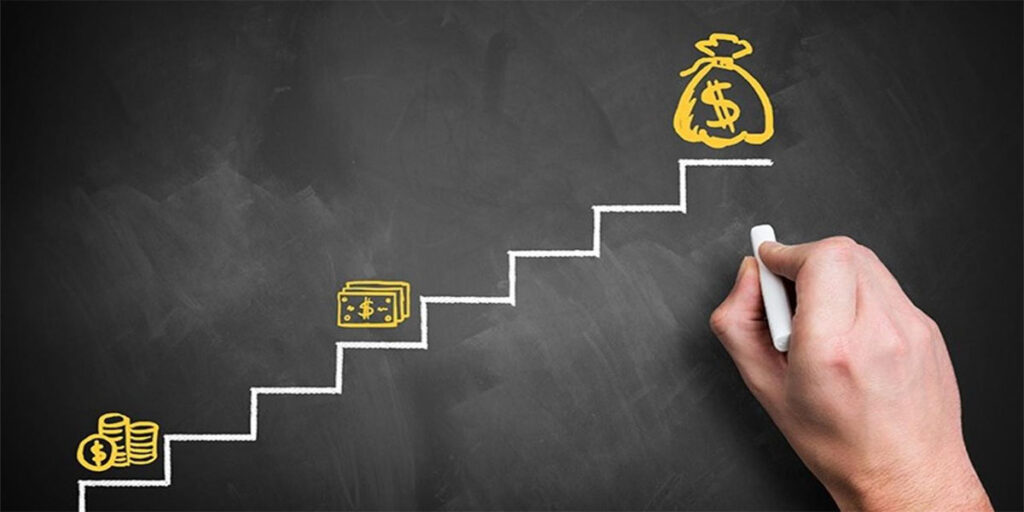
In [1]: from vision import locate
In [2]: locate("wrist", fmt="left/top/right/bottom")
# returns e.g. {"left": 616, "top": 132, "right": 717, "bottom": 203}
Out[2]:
{"left": 831, "top": 454, "right": 991, "bottom": 511}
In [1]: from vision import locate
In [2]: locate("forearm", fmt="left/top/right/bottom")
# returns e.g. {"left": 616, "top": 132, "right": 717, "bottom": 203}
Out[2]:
{"left": 834, "top": 454, "right": 991, "bottom": 512}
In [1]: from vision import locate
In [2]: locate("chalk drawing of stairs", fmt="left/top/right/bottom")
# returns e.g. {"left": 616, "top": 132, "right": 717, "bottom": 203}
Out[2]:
{"left": 77, "top": 158, "right": 772, "bottom": 511}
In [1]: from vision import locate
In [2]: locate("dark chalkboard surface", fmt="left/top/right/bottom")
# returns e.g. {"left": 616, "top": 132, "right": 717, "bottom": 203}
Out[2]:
{"left": 2, "top": 2, "right": 1021, "bottom": 510}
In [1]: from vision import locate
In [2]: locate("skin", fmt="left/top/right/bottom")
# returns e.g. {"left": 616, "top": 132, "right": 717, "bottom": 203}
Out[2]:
{"left": 709, "top": 236, "right": 991, "bottom": 511}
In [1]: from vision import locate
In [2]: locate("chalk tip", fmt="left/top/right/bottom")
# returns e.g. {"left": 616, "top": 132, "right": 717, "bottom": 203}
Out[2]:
{"left": 751, "top": 223, "right": 776, "bottom": 237}
{"left": 773, "top": 334, "right": 790, "bottom": 352}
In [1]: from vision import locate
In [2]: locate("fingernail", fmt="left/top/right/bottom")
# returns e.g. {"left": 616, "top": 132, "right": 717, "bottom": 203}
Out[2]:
{"left": 736, "top": 256, "right": 754, "bottom": 283}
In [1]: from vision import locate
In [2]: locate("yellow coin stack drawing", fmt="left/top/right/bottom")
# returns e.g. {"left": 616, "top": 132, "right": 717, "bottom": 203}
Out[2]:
{"left": 127, "top": 420, "right": 159, "bottom": 465}
{"left": 98, "top": 412, "right": 131, "bottom": 467}
{"left": 673, "top": 33, "right": 774, "bottom": 149}
{"left": 337, "top": 280, "right": 410, "bottom": 328}
{"left": 77, "top": 412, "right": 160, "bottom": 472}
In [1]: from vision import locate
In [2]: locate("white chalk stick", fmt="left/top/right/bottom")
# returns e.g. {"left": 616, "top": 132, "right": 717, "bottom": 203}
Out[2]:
{"left": 750, "top": 224, "right": 793, "bottom": 352}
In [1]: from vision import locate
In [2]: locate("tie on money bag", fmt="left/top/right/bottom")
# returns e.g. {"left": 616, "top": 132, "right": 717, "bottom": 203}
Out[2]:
{"left": 673, "top": 33, "right": 774, "bottom": 149}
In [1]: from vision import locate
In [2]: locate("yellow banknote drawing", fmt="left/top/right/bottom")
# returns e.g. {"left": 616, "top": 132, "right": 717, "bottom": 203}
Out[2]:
{"left": 337, "top": 280, "right": 411, "bottom": 328}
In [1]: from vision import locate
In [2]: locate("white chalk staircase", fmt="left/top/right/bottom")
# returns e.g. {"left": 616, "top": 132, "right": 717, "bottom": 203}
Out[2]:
{"left": 77, "top": 158, "right": 772, "bottom": 511}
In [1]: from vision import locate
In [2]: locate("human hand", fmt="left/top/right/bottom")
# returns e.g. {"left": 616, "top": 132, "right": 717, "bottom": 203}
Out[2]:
{"left": 709, "top": 236, "right": 991, "bottom": 510}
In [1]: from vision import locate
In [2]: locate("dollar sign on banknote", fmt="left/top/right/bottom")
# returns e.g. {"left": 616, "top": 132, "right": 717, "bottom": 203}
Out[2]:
{"left": 700, "top": 79, "right": 739, "bottom": 133}
{"left": 358, "top": 297, "right": 375, "bottom": 320}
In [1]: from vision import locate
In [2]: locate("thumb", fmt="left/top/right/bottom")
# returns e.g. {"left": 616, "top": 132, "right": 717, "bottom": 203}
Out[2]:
{"left": 757, "top": 241, "right": 810, "bottom": 281}
{"left": 709, "top": 257, "right": 786, "bottom": 401}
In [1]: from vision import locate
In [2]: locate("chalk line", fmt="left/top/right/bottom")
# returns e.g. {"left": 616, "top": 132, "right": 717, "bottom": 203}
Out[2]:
{"left": 77, "top": 158, "right": 771, "bottom": 511}
{"left": 77, "top": 345, "right": 345, "bottom": 511}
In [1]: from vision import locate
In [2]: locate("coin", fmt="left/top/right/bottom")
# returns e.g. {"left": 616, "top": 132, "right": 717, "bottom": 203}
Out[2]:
{"left": 76, "top": 433, "right": 118, "bottom": 472}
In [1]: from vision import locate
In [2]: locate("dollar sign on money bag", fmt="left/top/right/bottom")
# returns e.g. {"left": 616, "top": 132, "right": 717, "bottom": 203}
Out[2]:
{"left": 358, "top": 297, "right": 375, "bottom": 320}
{"left": 673, "top": 33, "right": 774, "bottom": 149}
{"left": 700, "top": 79, "right": 740, "bottom": 133}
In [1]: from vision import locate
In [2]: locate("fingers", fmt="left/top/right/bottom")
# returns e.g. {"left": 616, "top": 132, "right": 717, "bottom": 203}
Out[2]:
{"left": 709, "top": 258, "right": 763, "bottom": 343}
{"left": 710, "top": 257, "right": 786, "bottom": 402}
{"left": 758, "top": 240, "right": 814, "bottom": 281}
{"left": 759, "top": 237, "right": 859, "bottom": 339}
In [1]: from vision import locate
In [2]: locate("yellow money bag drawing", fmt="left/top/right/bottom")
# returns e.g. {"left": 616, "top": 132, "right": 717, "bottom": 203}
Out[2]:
{"left": 673, "top": 33, "right": 774, "bottom": 149}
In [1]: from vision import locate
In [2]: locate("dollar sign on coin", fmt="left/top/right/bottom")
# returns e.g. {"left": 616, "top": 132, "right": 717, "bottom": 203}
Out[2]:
{"left": 700, "top": 79, "right": 739, "bottom": 133}
{"left": 76, "top": 433, "right": 117, "bottom": 472}
{"left": 90, "top": 440, "right": 107, "bottom": 466}
{"left": 358, "top": 297, "right": 375, "bottom": 320}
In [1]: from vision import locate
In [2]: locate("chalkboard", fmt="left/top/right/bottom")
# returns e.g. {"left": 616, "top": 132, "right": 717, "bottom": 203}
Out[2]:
{"left": 2, "top": 2, "right": 1021, "bottom": 510}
